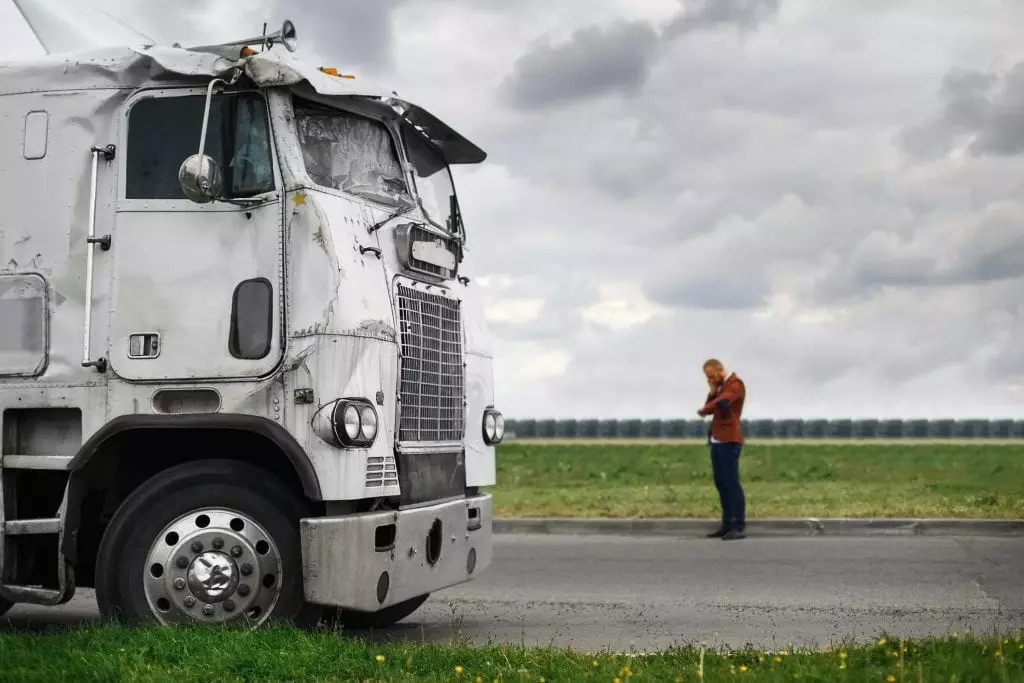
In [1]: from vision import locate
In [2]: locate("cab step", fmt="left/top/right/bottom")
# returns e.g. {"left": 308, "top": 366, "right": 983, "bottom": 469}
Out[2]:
{"left": 0, "top": 584, "right": 64, "bottom": 604}
{"left": 4, "top": 518, "right": 60, "bottom": 535}
{"left": 1, "top": 455, "right": 73, "bottom": 470}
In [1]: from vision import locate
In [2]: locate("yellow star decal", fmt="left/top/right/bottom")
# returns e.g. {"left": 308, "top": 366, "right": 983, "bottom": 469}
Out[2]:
{"left": 292, "top": 191, "right": 307, "bottom": 206}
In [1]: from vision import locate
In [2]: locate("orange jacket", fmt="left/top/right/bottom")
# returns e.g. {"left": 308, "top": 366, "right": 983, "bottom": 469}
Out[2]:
{"left": 699, "top": 373, "right": 746, "bottom": 444}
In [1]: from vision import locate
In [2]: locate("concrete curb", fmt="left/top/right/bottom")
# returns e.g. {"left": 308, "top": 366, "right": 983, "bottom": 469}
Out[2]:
{"left": 494, "top": 517, "right": 1024, "bottom": 538}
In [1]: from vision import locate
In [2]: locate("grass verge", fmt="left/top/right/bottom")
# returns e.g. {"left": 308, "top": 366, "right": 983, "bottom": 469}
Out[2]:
{"left": 491, "top": 442, "right": 1024, "bottom": 519}
{"left": 0, "top": 626, "right": 1020, "bottom": 682}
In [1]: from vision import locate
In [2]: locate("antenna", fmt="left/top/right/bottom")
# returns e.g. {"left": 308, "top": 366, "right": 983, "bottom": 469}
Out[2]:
{"left": 189, "top": 18, "right": 297, "bottom": 56}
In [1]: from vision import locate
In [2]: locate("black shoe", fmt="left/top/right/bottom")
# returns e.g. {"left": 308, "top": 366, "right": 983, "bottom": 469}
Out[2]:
{"left": 722, "top": 528, "right": 746, "bottom": 541}
{"left": 706, "top": 526, "right": 728, "bottom": 538}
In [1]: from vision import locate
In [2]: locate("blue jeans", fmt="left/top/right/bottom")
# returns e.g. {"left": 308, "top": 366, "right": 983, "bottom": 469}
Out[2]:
{"left": 710, "top": 442, "right": 745, "bottom": 530}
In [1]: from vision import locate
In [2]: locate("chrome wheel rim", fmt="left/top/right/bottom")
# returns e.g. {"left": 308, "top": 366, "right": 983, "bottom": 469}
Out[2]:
{"left": 143, "top": 507, "right": 283, "bottom": 627}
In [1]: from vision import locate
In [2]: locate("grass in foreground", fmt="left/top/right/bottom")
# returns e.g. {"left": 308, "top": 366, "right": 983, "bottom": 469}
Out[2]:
{"left": 490, "top": 442, "right": 1024, "bottom": 519}
{"left": 0, "top": 626, "right": 1021, "bottom": 682}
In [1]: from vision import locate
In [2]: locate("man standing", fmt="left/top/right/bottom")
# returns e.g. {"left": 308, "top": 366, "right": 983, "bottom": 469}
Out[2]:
{"left": 698, "top": 359, "right": 747, "bottom": 540}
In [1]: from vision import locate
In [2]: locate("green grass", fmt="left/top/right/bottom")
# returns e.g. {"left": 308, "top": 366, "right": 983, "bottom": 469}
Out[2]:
{"left": 0, "top": 626, "right": 1021, "bottom": 682}
{"left": 490, "top": 442, "right": 1024, "bottom": 519}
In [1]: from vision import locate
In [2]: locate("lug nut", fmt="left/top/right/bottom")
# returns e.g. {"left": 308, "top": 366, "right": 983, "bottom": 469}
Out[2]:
{"left": 240, "top": 564, "right": 253, "bottom": 576}
{"left": 223, "top": 599, "right": 235, "bottom": 612}
{"left": 237, "top": 585, "right": 251, "bottom": 597}
{"left": 231, "top": 546, "right": 243, "bottom": 558}
{"left": 173, "top": 578, "right": 186, "bottom": 590}
{"left": 176, "top": 556, "right": 189, "bottom": 569}
{"left": 213, "top": 538, "right": 224, "bottom": 550}
{"left": 183, "top": 596, "right": 196, "bottom": 608}
{"left": 202, "top": 604, "right": 215, "bottom": 617}
{"left": 191, "top": 541, "right": 203, "bottom": 553}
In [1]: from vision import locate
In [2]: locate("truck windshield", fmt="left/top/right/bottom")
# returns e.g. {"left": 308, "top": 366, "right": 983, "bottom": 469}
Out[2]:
{"left": 293, "top": 99, "right": 415, "bottom": 210}
{"left": 403, "top": 128, "right": 460, "bottom": 237}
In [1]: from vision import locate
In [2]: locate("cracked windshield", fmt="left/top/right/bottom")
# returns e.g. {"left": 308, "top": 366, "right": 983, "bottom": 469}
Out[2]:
{"left": 293, "top": 99, "right": 415, "bottom": 210}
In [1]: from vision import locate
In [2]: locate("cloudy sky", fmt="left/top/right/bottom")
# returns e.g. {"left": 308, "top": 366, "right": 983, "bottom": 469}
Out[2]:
{"left": 3, "top": 0, "right": 1023, "bottom": 421}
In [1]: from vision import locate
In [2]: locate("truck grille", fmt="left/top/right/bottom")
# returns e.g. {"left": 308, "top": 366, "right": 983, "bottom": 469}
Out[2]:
{"left": 396, "top": 284, "right": 464, "bottom": 442}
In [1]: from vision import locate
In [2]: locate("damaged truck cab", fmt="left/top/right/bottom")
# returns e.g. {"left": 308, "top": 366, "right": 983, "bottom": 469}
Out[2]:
{"left": 0, "top": 19, "right": 501, "bottom": 627}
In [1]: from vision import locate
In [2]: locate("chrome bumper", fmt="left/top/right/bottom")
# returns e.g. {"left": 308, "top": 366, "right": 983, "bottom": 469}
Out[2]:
{"left": 299, "top": 493, "right": 493, "bottom": 612}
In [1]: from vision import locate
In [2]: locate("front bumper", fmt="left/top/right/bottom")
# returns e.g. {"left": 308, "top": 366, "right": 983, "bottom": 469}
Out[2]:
{"left": 299, "top": 493, "right": 493, "bottom": 612}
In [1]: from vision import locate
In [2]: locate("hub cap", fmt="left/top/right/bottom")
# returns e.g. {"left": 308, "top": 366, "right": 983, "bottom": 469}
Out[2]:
{"left": 144, "top": 508, "right": 282, "bottom": 626}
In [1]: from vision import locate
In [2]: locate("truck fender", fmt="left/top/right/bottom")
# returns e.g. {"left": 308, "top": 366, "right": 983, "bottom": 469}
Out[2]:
{"left": 61, "top": 413, "right": 322, "bottom": 563}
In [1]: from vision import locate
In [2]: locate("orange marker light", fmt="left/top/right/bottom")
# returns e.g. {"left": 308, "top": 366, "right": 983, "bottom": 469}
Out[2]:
{"left": 240, "top": 46, "right": 257, "bottom": 57}
{"left": 318, "top": 66, "right": 356, "bottom": 79}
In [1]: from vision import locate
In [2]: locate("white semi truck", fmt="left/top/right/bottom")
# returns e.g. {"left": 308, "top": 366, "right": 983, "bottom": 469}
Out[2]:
{"left": 0, "top": 4, "right": 502, "bottom": 628}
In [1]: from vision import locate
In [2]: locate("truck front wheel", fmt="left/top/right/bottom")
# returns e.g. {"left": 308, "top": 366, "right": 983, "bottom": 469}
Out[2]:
{"left": 94, "top": 459, "right": 321, "bottom": 628}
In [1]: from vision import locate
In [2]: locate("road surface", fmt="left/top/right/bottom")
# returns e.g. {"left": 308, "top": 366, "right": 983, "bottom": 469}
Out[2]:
{"left": 4, "top": 534, "right": 1022, "bottom": 652}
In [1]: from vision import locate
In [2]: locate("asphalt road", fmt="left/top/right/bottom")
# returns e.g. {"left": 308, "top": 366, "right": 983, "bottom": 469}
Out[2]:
{"left": 4, "top": 534, "right": 1022, "bottom": 652}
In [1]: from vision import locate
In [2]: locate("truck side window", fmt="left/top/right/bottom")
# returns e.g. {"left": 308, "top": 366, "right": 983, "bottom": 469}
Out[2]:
{"left": 126, "top": 92, "right": 275, "bottom": 200}
{"left": 228, "top": 278, "right": 273, "bottom": 360}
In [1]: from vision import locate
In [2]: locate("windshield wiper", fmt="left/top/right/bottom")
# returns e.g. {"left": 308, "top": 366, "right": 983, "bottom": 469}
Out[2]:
{"left": 367, "top": 204, "right": 416, "bottom": 234}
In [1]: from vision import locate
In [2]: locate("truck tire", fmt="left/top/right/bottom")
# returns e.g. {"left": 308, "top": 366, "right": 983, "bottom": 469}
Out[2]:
{"left": 0, "top": 598, "right": 13, "bottom": 618}
{"left": 322, "top": 593, "right": 430, "bottom": 630}
{"left": 94, "top": 459, "right": 321, "bottom": 628}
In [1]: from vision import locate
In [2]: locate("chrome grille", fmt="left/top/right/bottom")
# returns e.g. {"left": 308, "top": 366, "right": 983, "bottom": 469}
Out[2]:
{"left": 397, "top": 284, "right": 464, "bottom": 442}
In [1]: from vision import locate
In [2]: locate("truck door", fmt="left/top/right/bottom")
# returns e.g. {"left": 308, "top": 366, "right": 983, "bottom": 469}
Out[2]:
{"left": 108, "top": 88, "right": 284, "bottom": 382}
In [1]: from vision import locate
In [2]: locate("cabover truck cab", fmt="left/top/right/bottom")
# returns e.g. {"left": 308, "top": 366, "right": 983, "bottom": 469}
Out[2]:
{"left": 0, "top": 19, "right": 503, "bottom": 627}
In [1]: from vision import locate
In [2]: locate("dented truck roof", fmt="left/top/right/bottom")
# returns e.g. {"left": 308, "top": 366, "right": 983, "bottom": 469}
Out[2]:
{"left": 0, "top": 44, "right": 486, "bottom": 164}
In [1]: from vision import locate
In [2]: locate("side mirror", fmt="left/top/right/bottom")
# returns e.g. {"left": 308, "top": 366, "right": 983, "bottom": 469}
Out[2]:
{"left": 178, "top": 74, "right": 235, "bottom": 204}
{"left": 178, "top": 153, "right": 223, "bottom": 204}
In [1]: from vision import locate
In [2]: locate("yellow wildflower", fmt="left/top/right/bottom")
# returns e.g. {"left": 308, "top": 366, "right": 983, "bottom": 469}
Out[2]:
{"left": 375, "top": 654, "right": 385, "bottom": 664}
{"left": 839, "top": 663, "right": 846, "bottom": 670}
{"left": 887, "top": 676, "right": 896, "bottom": 682}
{"left": 773, "top": 656, "right": 783, "bottom": 664}
{"left": 839, "top": 652, "right": 848, "bottom": 660}
{"left": 740, "top": 665, "right": 749, "bottom": 672}
{"left": 455, "top": 665, "right": 464, "bottom": 675}
{"left": 878, "top": 638, "right": 887, "bottom": 647}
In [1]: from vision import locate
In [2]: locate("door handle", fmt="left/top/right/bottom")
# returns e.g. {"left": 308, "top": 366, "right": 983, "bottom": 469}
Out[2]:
{"left": 359, "top": 245, "right": 382, "bottom": 259}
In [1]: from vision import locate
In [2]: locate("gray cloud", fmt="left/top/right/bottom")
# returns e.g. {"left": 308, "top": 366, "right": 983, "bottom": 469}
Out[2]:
{"left": 663, "top": 0, "right": 781, "bottom": 39}
{"left": 498, "top": 0, "right": 781, "bottom": 111}
{"left": 973, "top": 62, "right": 1024, "bottom": 156}
{"left": 901, "top": 61, "right": 1024, "bottom": 159}
{"left": 499, "top": 20, "right": 660, "bottom": 110}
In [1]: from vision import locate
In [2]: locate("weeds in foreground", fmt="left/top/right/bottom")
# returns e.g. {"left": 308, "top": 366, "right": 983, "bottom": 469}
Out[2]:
{"left": 0, "top": 625, "right": 1020, "bottom": 681}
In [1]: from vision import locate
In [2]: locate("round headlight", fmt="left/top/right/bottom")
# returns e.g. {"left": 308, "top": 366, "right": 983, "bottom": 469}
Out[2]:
{"left": 484, "top": 412, "right": 496, "bottom": 441}
{"left": 343, "top": 404, "right": 361, "bottom": 440}
{"left": 359, "top": 405, "right": 378, "bottom": 440}
{"left": 494, "top": 413, "right": 505, "bottom": 441}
